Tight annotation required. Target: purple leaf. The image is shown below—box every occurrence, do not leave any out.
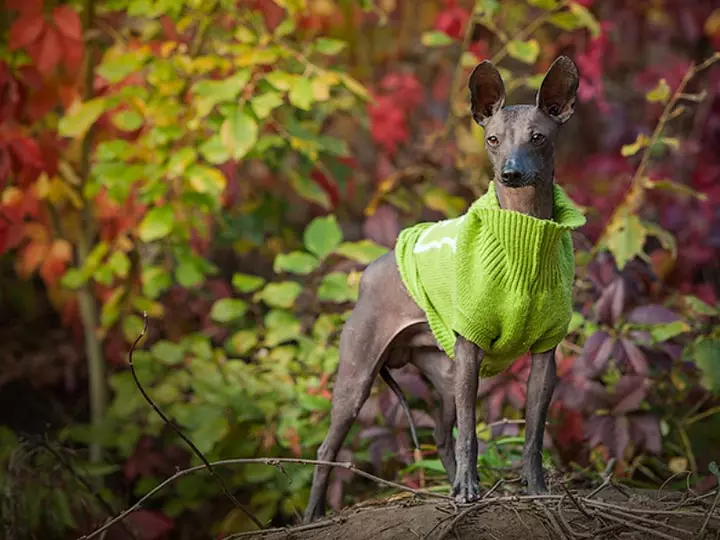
[595,279,622,325]
[620,338,649,375]
[627,304,681,325]
[363,205,401,248]
[613,416,631,459]
[579,331,614,376]
[578,377,612,411]
[613,376,649,414]
[358,426,392,440]
[586,416,613,449]
[611,278,628,324]
[630,414,662,454]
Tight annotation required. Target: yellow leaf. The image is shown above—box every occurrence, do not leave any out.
[646,78,670,103]
[569,2,600,37]
[312,77,331,101]
[705,9,720,37]
[160,41,177,58]
[621,133,649,157]
[668,456,688,474]
[2,186,23,205]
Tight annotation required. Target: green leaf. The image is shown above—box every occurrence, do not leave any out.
[256,281,303,309]
[108,251,130,278]
[152,340,185,365]
[421,31,454,47]
[274,251,320,275]
[220,108,258,160]
[58,98,107,138]
[693,338,720,395]
[98,50,149,83]
[251,91,284,119]
[138,206,175,242]
[122,314,145,343]
[210,298,249,323]
[229,329,258,355]
[187,164,227,196]
[569,2,600,37]
[303,215,343,259]
[683,295,718,316]
[289,77,314,111]
[474,0,500,16]
[192,70,252,115]
[334,240,388,264]
[548,12,582,31]
[199,135,231,165]
[606,215,647,270]
[298,393,331,412]
[265,72,298,91]
[142,266,172,299]
[507,39,540,64]
[112,110,144,131]
[317,272,357,303]
[288,171,331,209]
[314,38,347,55]
[621,133,649,157]
[264,310,301,346]
[710,461,720,479]
[650,320,690,342]
[646,78,671,104]
[528,0,559,9]
[167,147,197,177]
[175,262,204,288]
[61,268,87,289]
[232,273,266,293]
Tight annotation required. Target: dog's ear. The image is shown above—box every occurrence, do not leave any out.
[468,61,506,127]
[537,56,579,124]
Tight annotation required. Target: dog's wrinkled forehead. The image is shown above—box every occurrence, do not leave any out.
[483,105,559,139]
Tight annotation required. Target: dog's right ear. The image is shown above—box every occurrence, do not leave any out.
[468,61,506,127]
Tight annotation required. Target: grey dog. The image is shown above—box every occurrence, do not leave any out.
[304,56,582,523]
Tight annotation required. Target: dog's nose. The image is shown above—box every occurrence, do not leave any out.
[501,167,523,185]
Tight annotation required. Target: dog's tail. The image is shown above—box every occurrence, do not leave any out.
[379,366,421,452]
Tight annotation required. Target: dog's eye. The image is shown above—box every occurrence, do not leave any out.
[531,133,545,144]
[486,135,499,146]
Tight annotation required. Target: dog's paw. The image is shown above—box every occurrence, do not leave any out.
[451,471,482,504]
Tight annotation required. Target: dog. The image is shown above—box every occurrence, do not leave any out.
[304,56,585,523]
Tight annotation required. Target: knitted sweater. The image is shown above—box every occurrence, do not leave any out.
[395,181,586,378]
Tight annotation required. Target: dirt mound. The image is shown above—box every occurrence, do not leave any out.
[239,488,719,540]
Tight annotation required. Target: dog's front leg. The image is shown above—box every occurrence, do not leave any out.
[523,348,557,494]
[452,335,484,503]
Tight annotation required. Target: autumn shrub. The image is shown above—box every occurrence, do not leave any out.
[1,0,719,537]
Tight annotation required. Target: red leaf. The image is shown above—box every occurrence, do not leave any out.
[6,0,43,14]
[40,239,72,286]
[8,136,44,170]
[9,14,45,50]
[29,27,62,75]
[60,33,84,71]
[53,5,83,41]
[124,510,174,540]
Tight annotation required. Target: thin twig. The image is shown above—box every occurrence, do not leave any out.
[222,517,342,539]
[599,512,686,540]
[78,457,449,540]
[127,314,263,529]
[696,488,720,539]
[560,482,592,520]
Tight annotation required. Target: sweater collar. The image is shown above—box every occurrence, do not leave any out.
[473,181,586,230]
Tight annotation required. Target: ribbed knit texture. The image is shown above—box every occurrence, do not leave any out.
[395,181,586,377]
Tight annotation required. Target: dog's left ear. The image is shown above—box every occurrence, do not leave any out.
[537,56,579,124]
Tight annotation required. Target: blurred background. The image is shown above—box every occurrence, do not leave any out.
[1,0,719,537]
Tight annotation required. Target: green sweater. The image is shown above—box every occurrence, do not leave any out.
[395,182,586,377]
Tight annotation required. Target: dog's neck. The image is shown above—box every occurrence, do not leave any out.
[493,180,554,220]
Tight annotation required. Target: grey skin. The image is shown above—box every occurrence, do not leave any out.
[303,56,580,522]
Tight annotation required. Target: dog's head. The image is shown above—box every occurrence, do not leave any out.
[468,56,579,189]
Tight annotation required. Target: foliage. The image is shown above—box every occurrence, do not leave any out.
[1,0,720,537]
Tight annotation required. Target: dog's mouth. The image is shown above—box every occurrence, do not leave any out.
[499,174,537,188]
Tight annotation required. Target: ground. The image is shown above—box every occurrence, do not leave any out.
[238,487,719,540]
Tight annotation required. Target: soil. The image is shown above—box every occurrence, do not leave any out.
[239,487,720,540]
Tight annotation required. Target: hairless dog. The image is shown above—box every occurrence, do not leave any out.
[304,56,583,523]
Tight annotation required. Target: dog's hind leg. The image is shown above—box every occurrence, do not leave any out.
[412,348,457,483]
[303,253,425,523]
